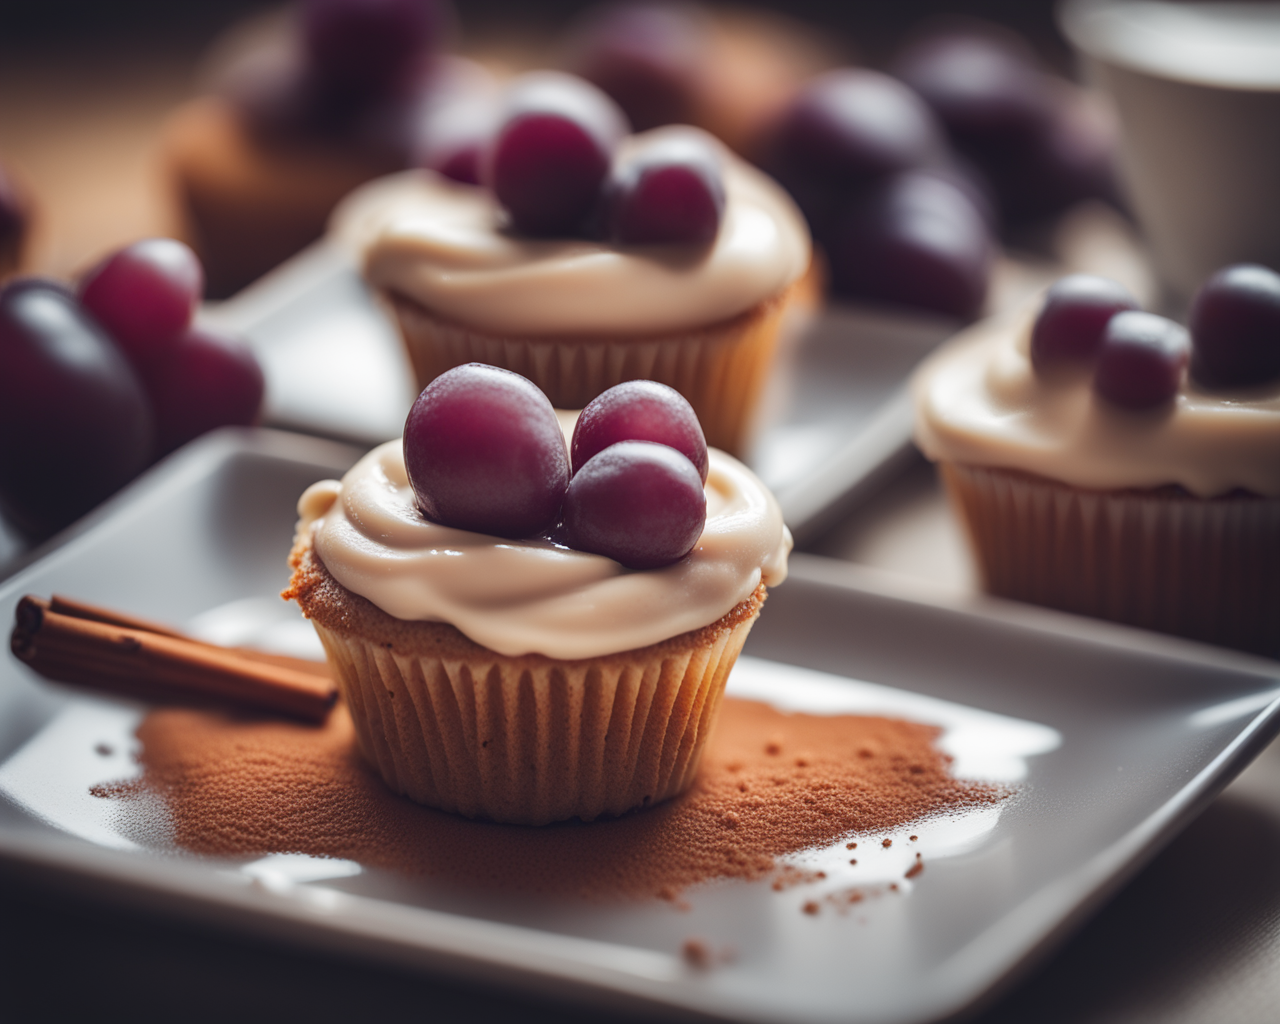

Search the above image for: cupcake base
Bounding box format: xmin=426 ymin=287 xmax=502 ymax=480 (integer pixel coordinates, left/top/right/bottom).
xmin=383 ymin=268 xmax=816 ymax=457
xmin=284 ymin=540 xmax=765 ymax=825
xmin=941 ymin=463 xmax=1280 ymax=658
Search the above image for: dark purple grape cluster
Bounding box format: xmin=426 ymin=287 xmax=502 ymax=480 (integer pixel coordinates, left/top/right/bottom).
xmin=760 ymin=69 xmax=993 ymax=320
xmin=0 ymin=239 xmax=264 ymax=537
xmin=477 ymin=72 xmax=726 ymax=247
xmin=404 ymin=369 xmax=708 ymax=569
xmin=1030 ymin=264 xmax=1280 ymax=410
xmin=891 ymin=26 xmax=1119 ymax=226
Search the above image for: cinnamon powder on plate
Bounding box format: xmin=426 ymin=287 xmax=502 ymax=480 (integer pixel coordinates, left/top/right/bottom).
xmin=97 ymin=697 xmax=1005 ymax=901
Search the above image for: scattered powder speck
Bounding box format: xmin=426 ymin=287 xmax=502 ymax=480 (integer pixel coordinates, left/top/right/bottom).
xmin=96 ymin=697 xmax=1009 ymax=901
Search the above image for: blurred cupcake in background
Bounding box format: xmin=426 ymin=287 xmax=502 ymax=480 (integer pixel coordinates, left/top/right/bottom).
xmin=161 ymin=0 xmax=498 ymax=297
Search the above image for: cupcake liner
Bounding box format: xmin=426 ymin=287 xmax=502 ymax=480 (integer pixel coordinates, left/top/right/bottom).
xmin=383 ymin=273 xmax=814 ymax=457
xmin=941 ymin=463 xmax=1280 ymax=657
xmin=308 ymin=600 xmax=760 ymax=825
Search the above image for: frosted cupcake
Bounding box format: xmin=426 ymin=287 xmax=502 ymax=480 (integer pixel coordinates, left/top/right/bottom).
xmin=914 ymin=269 xmax=1280 ymax=657
xmin=334 ymin=72 xmax=814 ymax=457
xmin=284 ymin=368 xmax=791 ymax=824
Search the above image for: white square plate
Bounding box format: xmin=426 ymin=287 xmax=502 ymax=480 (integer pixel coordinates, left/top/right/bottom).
xmin=1 ymin=429 xmax=1277 ymax=1024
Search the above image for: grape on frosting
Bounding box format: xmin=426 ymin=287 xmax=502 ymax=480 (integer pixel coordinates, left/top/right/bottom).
xmin=1093 ymin=311 xmax=1189 ymax=410
xmin=571 ymin=379 xmax=708 ymax=482
xmin=604 ymin=126 xmax=726 ymax=246
xmin=1031 ymin=274 xmax=1139 ymax=371
xmin=1190 ymin=263 xmax=1280 ymax=389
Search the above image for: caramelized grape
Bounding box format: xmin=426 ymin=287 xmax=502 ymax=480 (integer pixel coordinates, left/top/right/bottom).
xmin=572 ymin=380 xmax=708 ymax=482
xmin=78 ymin=239 xmax=203 ymax=366
xmin=1094 ymin=311 xmax=1189 ymax=409
xmin=0 ymin=280 xmax=153 ymax=536
xmin=1189 ymin=264 xmax=1280 ymax=388
xmin=562 ymin=440 xmax=705 ymax=570
xmin=826 ymin=170 xmax=992 ymax=319
xmin=486 ymin=72 xmax=628 ymax=237
xmin=605 ymin=128 xmax=724 ymax=245
xmin=1031 ymin=275 xmax=1139 ymax=371
xmin=139 ymin=328 xmax=265 ymax=456
xmin=567 ymin=2 xmax=705 ymax=131
xmin=403 ymin=363 xmax=569 ymax=538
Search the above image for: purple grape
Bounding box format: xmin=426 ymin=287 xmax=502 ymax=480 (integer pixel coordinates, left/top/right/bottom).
xmin=486 ymin=72 xmax=628 ymax=237
xmin=302 ymin=0 xmax=444 ymax=98
xmin=78 ymin=239 xmax=203 ymax=366
xmin=413 ymin=58 xmax=500 ymax=186
xmin=572 ymin=380 xmax=708 ymax=482
xmin=562 ymin=440 xmax=706 ymax=570
xmin=1189 ymin=264 xmax=1280 ymax=388
xmin=404 ymin=363 xmax=569 ymax=538
xmin=0 ymin=161 xmax=31 ymax=274
xmin=567 ymin=2 xmax=705 ymax=131
xmin=1031 ymin=275 xmax=1140 ymax=371
xmin=605 ymin=128 xmax=725 ymax=245
xmin=826 ymin=170 xmax=993 ymax=319
xmin=892 ymin=31 xmax=1052 ymax=149
xmin=139 ymin=327 xmax=265 ymax=457
xmin=0 ymin=279 xmax=153 ymax=537
xmin=764 ymin=69 xmax=943 ymax=200
xmin=1093 ymin=311 xmax=1189 ymax=410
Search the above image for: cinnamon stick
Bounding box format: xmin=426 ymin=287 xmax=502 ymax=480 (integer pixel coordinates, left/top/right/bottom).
xmin=11 ymin=596 xmax=336 ymax=723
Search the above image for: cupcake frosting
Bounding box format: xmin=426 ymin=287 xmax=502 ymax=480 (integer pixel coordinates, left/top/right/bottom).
xmin=297 ymin=440 xmax=791 ymax=660
xmin=332 ymin=127 xmax=811 ymax=336
xmin=914 ymin=305 xmax=1280 ymax=498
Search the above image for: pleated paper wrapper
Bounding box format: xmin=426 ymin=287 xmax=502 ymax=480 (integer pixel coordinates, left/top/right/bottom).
xmin=942 ymin=463 xmax=1280 ymax=657
xmin=383 ymin=273 xmax=815 ymax=457
xmin=308 ymin=598 xmax=762 ymax=826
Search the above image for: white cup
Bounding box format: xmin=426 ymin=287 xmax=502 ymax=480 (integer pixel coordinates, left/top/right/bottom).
xmin=1059 ymin=0 xmax=1280 ymax=300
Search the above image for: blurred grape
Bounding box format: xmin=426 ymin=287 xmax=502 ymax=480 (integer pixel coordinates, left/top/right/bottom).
xmin=566 ymin=2 xmax=707 ymax=132
xmin=1031 ymin=274 xmax=1139 ymax=371
xmin=0 ymin=280 xmax=153 ymax=537
xmin=0 ymin=162 xmax=31 ymax=276
xmin=826 ymin=170 xmax=993 ymax=319
xmin=1094 ymin=311 xmax=1189 ymax=409
xmin=605 ymin=127 xmax=725 ymax=245
xmin=486 ymin=72 xmax=628 ymax=237
xmin=302 ymin=0 xmax=446 ymax=99
xmin=1189 ymin=264 xmax=1280 ymax=388
xmin=78 ymin=239 xmax=203 ymax=367
xmin=139 ymin=327 xmax=265 ymax=457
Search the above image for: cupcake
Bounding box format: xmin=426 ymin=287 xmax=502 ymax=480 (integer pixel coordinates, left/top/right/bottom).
xmin=914 ymin=270 xmax=1280 ymax=657
xmin=334 ymin=71 xmax=814 ymax=457
xmin=161 ymin=0 xmax=467 ymax=297
xmin=284 ymin=368 xmax=792 ymax=824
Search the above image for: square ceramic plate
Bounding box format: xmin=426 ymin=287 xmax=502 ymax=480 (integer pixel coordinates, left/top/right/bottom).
xmin=1 ymin=429 xmax=1278 ymax=1024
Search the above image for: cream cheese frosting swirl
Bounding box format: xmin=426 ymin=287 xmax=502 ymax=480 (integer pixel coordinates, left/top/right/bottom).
xmin=332 ymin=127 xmax=811 ymax=336
xmin=914 ymin=305 xmax=1280 ymax=498
xmin=297 ymin=440 xmax=791 ymax=660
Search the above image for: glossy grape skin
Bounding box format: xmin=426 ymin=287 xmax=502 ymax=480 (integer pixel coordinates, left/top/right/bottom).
xmin=78 ymin=239 xmax=203 ymax=366
xmin=486 ymin=72 xmax=628 ymax=237
xmin=605 ymin=128 xmax=725 ymax=246
xmin=301 ymin=0 xmax=444 ymax=98
xmin=572 ymin=380 xmax=708 ymax=482
xmin=562 ymin=440 xmax=706 ymax=570
xmin=404 ymin=363 xmax=569 ymax=538
xmin=764 ymin=68 xmax=943 ymax=222
xmin=0 ymin=280 xmax=153 ymax=537
xmin=1093 ymin=311 xmax=1189 ymax=410
xmin=567 ymin=2 xmax=705 ymax=131
xmin=139 ymin=328 xmax=265 ymax=457
xmin=1189 ymin=264 xmax=1280 ymax=388
xmin=1031 ymin=275 xmax=1140 ymax=371
xmin=826 ymin=170 xmax=993 ymax=319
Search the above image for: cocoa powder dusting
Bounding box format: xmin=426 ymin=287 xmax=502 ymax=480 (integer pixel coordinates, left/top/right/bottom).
xmin=100 ymin=697 xmax=1006 ymax=901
